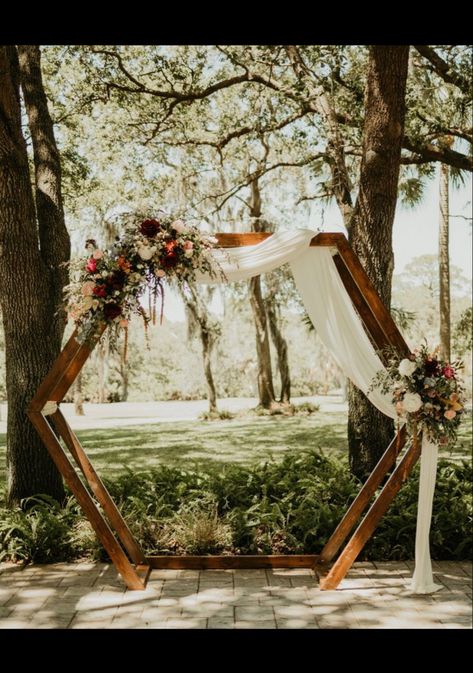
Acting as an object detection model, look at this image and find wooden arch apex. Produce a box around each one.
[27,231,417,591]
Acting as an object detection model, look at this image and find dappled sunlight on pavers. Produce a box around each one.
[0,561,470,629]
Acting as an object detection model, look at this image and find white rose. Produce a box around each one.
[172,219,186,234]
[398,358,416,377]
[402,392,422,413]
[138,245,156,261]
[184,248,194,257]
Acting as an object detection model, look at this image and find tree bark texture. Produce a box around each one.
[17,45,70,344]
[247,177,276,408]
[249,276,276,408]
[348,45,410,480]
[73,372,85,416]
[265,291,291,404]
[96,341,109,404]
[182,285,218,413]
[439,163,451,361]
[0,46,69,505]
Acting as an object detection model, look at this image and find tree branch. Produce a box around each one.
[402,135,472,171]
[414,45,471,93]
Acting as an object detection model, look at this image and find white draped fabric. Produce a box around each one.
[195,229,315,283]
[289,247,397,420]
[410,435,442,593]
[196,229,440,593]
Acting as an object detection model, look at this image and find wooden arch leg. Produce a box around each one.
[319,427,406,565]
[50,409,146,566]
[28,411,148,590]
[319,437,421,590]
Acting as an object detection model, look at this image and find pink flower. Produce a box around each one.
[444,409,456,420]
[183,240,193,250]
[442,365,455,379]
[81,281,95,296]
[86,258,97,273]
[93,249,104,259]
[156,269,166,278]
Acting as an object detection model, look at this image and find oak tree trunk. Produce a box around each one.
[248,177,276,409]
[266,293,291,404]
[201,328,218,413]
[0,46,70,505]
[73,372,85,416]
[182,285,218,413]
[439,163,451,361]
[97,341,109,404]
[249,276,276,408]
[348,45,409,480]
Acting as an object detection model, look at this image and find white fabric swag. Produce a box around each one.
[197,229,440,594]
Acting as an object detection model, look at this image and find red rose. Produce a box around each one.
[103,303,122,320]
[86,258,97,273]
[442,365,455,379]
[140,219,161,237]
[93,285,108,298]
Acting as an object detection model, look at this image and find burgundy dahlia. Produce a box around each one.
[162,253,178,269]
[424,358,440,377]
[106,270,127,290]
[140,219,161,237]
[103,303,122,320]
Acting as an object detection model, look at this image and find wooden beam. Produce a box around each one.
[51,409,146,566]
[50,328,105,402]
[214,231,345,248]
[147,554,320,570]
[319,426,406,565]
[335,237,410,356]
[28,331,83,410]
[27,410,147,590]
[332,253,392,355]
[320,437,421,590]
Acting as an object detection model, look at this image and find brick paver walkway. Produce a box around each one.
[0,561,471,629]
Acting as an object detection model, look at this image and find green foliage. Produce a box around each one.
[158,497,233,555]
[0,496,78,563]
[199,409,235,421]
[453,307,473,356]
[1,453,471,564]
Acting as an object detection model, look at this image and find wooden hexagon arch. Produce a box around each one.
[28,232,417,591]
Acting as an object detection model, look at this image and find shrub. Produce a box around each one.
[0,453,471,563]
[0,495,77,563]
[199,409,235,421]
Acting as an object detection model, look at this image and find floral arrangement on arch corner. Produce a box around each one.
[370,343,466,447]
[65,212,222,348]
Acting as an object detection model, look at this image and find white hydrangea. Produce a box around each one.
[398,358,417,377]
[402,392,422,413]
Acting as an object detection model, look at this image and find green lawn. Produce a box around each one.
[0,410,471,488]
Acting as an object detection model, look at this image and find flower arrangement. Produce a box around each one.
[370,344,465,446]
[65,212,221,345]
